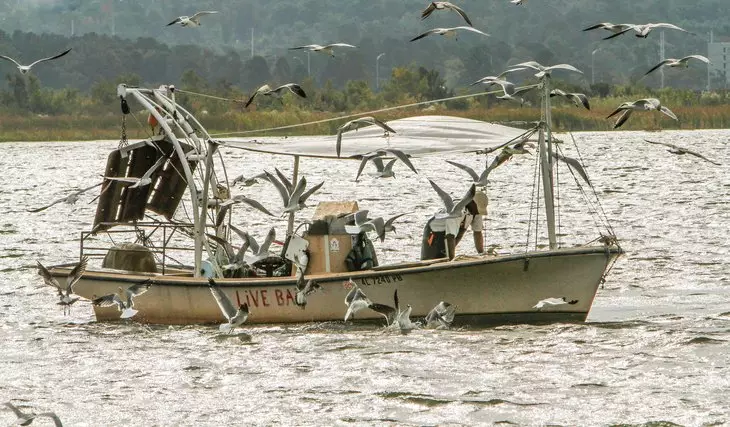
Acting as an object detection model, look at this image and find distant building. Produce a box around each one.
[708,42,730,84]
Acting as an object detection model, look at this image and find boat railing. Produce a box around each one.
[80,221,197,275]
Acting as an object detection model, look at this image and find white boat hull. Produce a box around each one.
[54,246,620,325]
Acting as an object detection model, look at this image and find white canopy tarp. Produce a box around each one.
[224,115,532,159]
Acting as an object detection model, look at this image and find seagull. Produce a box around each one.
[207,233,250,275]
[343,279,395,323]
[510,0,526,4]
[421,2,473,26]
[553,152,592,187]
[336,116,396,157]
[244,83,307,108]
[391,290,418,333]
[550,89,590,110]
[294,276,321,309]
[353,149,418,181]
[410,26,489,42]
[380,213,410,242]
[424,301,457,329]
[582,22,634,36]
[4,402,63,427]
[445,160,489,186]
[167,11,219,27]
[241,227,278,263]
[470,68,526,86]
[208,278,249,333]
[289,43,356,57]
[92,280,152,319]
[0,48,71,74]
[644,139,721,166]
[604,23,692,40]
[37,257,88,315]
[429,180,476,218]
[215,194,274,228]
[644,55,710,76]
[533,297,578,310]
[606,98,678,129]
[486,79,535,105]
[232,172,269,187]
[27,182,102,213]
[105,154,168,189]
[512,61,583,79]
[265,172,324,214]
[344,210,382,236]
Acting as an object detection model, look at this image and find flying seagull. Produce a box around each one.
[445,160,490,187]
[167,11,219,27]
[511,61,583,79]
[410,26,489,42]
[582,22,634,36]
[215,194,273,228]
[533,297,578,310]
[37,257,88,315]
[470,68,526,86]
[606,98,678,129]
[28,182,102,213]
[644,139,721,166]
[391,290,419,333]
[289,43,356,57]
[424,301,457,329]
[421,2,473,27]
[231,172,269,187]
[553,152,592,187]
[353,149,418,181]
[644,55,710,76]
[429,180,476,218]
[604,23,692,40]
[208,278,249,334]
[336,116,396,157]
[380,212,410,242]
[0,48,71,74]
[92,280,152,319]
[265,172,324,214]
[105,154,168,189]
[4,402,63,427]
[343,279,395,323]
[244,83,307,108]
[294,276,321,309]
[550,89,590,110]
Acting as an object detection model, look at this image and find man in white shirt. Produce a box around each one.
[421,190,488,260]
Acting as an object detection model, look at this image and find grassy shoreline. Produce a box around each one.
[2,104,729,142]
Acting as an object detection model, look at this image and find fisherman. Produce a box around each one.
[421,190,488,260]
[345,231,379,271]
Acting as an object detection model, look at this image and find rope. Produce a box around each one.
[173,84,540,137]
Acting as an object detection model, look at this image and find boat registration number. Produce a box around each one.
[360,274,403,286]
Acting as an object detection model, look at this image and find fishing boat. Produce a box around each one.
[47,81,622,326]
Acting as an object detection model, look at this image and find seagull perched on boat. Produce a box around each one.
[265,171,324,214]
[37,257,88,315]
[410,26,489,42]
[167,11,218,27]
[244,83,307,108]
[429,180,476,218]
[445,160,489,187]
[644,139,721,166]
[343,279,395,323]
[92,280,152,319]
[106,154,168,189]
[208,278,249,334]
[644,55,710,76]
[4,402,63,427]
[27,182,102,213]
[421,2,473,26]
[289,43,356,57]
[511,61,583,79]
[294,276,321,309]
[604,23,693,40]
[533,297,578,310]
[606,98,678,129]
[424,301,457,329]
[352,149,418,181]
[582,22,634,37]
[552,152,592,187]
[550,89,591,110]
[0,48,71,74]
[336,116,396,158]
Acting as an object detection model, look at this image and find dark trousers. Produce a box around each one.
[421,218,447,260]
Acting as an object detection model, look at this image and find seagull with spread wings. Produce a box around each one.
[410,26,489,42]
[265,171,324,214]
[582,22,634,37]
[244,83,307,108]
[421,2,472,26]
[424,301,457,329]
[167,11,218,27]
[336,116,396,157]
[644,55,710,76]
[92,280,152,319]
[28,182,102,213]
[0,48,71,74]
[644,139,720,166]
[550,89,591,110]
[511,61,583,79]
[607,98,678,129]
[428,180,476,218]
[105,154,168,189]
[604,22,693,40]
[445,160,490,187]
[289,43,356,57]
[4,402,63,427]
[353,149,418,181]
[37,257,88,315]
[208,278,249,333]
